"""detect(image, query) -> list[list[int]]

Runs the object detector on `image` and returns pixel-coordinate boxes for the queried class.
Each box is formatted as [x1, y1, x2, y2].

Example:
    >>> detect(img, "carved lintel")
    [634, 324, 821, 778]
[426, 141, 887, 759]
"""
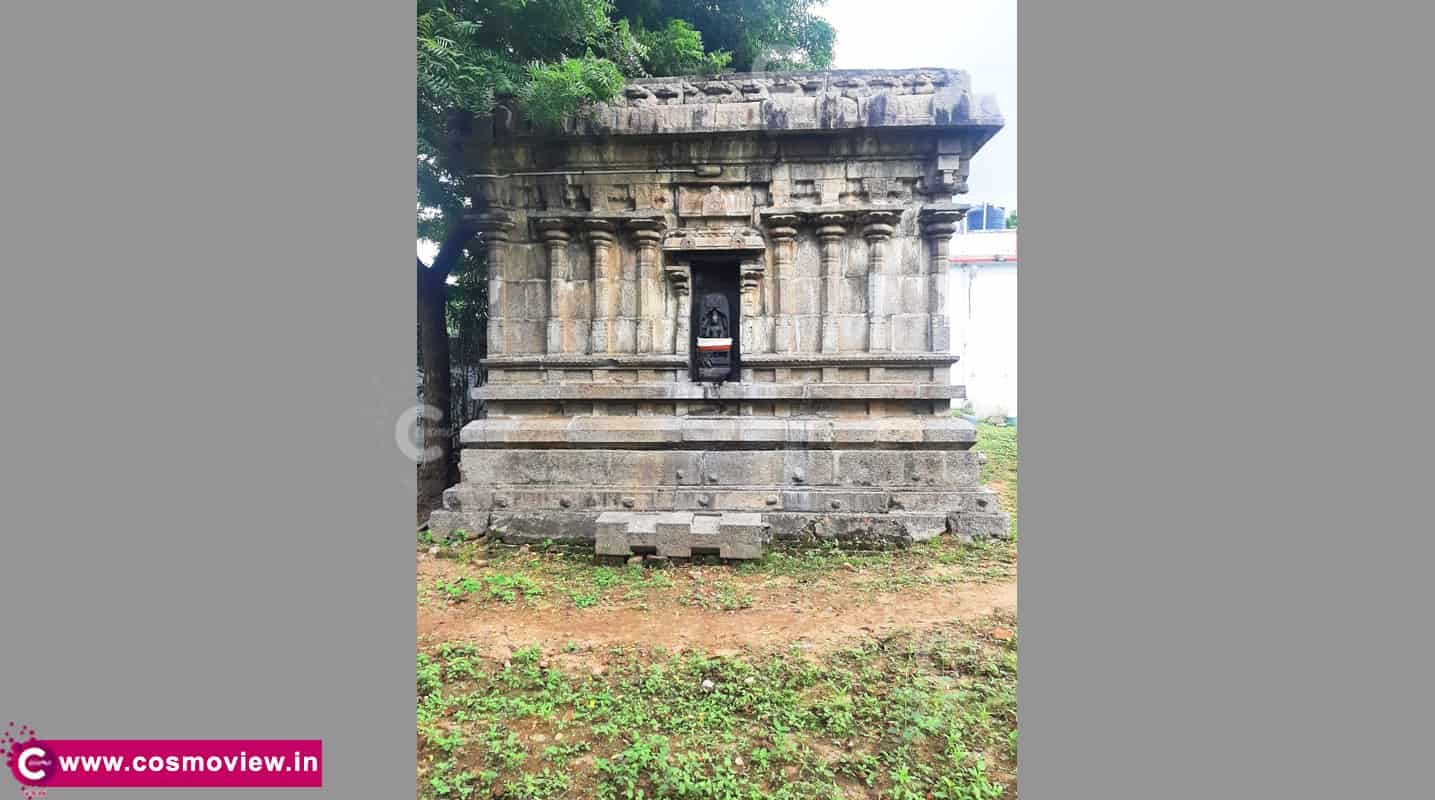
[662, 226, 766, 254]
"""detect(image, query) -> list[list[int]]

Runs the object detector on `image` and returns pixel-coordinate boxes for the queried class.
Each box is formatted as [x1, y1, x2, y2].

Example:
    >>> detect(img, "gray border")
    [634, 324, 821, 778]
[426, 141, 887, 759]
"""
[4, 2, 1433, 798]
[0, 3, 414, 797]
[1022, 1, 1431, 796]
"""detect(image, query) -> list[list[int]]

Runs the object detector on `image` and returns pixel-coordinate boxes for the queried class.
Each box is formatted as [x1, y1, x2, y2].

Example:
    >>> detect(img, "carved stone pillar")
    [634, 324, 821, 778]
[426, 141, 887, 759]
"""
[665, 261, 692, 358]
[536, 218, 572, 355]
[474, 212, 515, 355]
[862, 212, 899, 351]
[815, 213, 849, 354]
[764, 215, 799, 353]
[584, 220, 618, 354]
[628, 219, 666, 354]
[740, 257, 765, 355]
[919, 208, 964, 352]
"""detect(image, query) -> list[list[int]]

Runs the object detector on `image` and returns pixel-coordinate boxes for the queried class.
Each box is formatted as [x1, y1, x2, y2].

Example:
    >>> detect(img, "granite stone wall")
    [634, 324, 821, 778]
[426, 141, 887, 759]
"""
[428, 69, 1011, 551]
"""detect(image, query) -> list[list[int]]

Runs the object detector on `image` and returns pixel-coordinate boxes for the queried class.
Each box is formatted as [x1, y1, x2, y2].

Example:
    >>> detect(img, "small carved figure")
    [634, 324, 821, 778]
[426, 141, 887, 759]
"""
[702, 185, 725, 216]
[701, 306, 728, 338]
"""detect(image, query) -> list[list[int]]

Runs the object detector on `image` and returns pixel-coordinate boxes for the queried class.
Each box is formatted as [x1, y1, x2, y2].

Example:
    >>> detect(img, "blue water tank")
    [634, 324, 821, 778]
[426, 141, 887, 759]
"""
[967, 203, 1006, 231]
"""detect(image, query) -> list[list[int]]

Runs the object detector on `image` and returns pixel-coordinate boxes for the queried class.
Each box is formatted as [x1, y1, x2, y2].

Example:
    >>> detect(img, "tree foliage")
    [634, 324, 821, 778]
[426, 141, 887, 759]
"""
[517, 57, 627, 130]
[636, 18, 732, 76]
[418, 0, 629, 226]
[616, 0, 835, 72]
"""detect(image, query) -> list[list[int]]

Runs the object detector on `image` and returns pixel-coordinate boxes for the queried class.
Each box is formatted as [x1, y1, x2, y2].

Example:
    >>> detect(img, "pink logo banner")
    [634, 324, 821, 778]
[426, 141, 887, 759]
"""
[6, 739, 322, 790]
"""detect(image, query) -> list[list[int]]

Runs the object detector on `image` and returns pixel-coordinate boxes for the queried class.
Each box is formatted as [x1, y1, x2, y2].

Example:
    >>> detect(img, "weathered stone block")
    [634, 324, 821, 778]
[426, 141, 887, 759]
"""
[595, 511, 769, 559]
[948, 511, 1012, 541]
[717, 512, 767, 559]
[488, 511, 597, 544]
[427, 510, 488, 542]
[656, 511, 697, 557]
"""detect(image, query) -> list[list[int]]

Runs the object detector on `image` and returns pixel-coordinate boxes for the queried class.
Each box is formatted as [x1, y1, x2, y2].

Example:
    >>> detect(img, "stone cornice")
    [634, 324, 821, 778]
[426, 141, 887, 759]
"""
[497, 69, 1003, 141]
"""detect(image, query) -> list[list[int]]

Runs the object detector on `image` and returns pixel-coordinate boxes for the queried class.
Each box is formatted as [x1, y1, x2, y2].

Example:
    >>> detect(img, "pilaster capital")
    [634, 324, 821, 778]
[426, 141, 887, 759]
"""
[813, 211, 851, 240]
[582, 218, 618, 244]
[664, 261, 691, 295]
[763, 213, 801, 242]
[626, 216, 667, 246]
[534, 217, 572, 244]
[918, 205, 966, 239]
[861, 211, 900, 241]
[740, 257, 765, 285]
[469, 210, 515, 242]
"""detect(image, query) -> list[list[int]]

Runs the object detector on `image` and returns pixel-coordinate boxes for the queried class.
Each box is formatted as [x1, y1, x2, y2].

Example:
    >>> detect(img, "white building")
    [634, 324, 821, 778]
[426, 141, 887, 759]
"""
[948, 228, 1017, 419]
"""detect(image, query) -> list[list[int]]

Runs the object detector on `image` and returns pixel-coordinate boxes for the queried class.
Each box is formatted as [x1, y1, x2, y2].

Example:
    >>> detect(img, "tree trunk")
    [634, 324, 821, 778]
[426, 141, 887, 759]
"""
[417, 224, 475, 507]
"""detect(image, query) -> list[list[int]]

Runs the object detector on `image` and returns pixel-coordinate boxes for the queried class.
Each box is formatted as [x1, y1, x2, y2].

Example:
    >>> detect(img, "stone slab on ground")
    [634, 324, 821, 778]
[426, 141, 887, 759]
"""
[596, 510, 770, 559]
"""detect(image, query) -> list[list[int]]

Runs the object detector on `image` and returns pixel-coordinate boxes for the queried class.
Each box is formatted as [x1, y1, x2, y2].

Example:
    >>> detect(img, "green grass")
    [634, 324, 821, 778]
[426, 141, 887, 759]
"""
[975, 421, 1018, 540]
[423, 534, 1016, 614]
[418, 618, 1016, 800]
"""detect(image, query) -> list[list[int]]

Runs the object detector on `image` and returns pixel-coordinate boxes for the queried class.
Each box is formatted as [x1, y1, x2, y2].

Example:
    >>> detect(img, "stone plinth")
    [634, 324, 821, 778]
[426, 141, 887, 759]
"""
[428, 68, 1011, 551]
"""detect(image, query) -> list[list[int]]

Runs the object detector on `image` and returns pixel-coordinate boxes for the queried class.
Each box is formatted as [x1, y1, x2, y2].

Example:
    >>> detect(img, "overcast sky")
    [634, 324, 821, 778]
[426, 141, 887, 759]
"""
[821, 0, 1016, 211]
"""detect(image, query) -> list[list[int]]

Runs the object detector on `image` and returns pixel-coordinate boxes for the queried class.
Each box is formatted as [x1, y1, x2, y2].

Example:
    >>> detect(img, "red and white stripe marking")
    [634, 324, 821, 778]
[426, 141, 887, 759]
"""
[696, 337, 732, 352]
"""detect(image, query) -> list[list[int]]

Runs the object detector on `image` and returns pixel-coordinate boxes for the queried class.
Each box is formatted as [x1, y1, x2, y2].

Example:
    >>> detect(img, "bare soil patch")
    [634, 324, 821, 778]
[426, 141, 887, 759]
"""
[419, 552, 1015, 666]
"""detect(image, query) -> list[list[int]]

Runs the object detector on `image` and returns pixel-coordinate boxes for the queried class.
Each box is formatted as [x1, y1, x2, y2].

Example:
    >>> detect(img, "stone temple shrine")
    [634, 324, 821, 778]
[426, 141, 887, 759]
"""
[428, 68, 1011, 557]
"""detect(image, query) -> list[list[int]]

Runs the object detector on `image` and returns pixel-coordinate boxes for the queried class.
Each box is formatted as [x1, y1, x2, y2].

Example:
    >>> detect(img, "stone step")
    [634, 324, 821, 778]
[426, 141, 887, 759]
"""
[595, 511, 769, 560]
[444, 484, 1001, 515]
[428, 508, 1009, 551]
[459, 415, 977, 449]
[459, 448, 984, 489]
